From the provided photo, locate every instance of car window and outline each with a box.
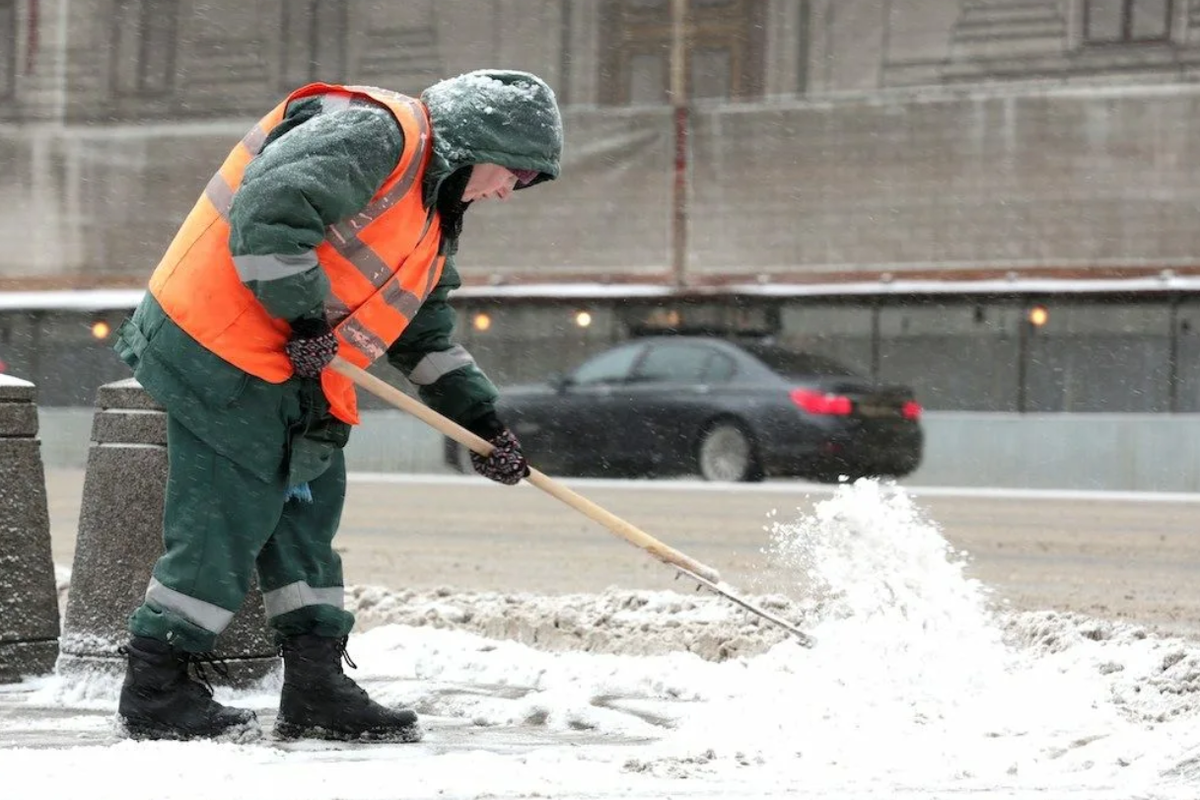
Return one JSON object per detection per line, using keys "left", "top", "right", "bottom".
{"left": 705, "top": 353, "right": 736, "bottom": 383}
{"left": 570, "top": 344, "right": 643, "bottom": 385}
{"left": 633, "top": 344, "right": 717, "bottom": 383}
{"left": 745, "top": 347, "right": 859, "bottom": 378}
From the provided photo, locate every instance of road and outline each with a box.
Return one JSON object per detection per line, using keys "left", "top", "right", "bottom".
{"left": 44, "top": 469, "right": 1200, "bottom": 640}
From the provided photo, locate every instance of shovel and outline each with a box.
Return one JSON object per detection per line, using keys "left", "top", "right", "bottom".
{"left": 331, "top": 356, "right": 815, "bottom": 647}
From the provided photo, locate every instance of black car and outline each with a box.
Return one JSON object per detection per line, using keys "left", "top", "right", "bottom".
{"left": 446, "top": 336, "right": 924, "bottom": 483}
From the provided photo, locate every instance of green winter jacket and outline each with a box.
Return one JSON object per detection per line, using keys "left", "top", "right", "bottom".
{"left": 115, "top": 70, "right": 562, "bottom": 486}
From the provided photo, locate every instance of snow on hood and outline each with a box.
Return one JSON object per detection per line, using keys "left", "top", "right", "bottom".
{"left": 420, "top": 69, "right": 563, "bottom": 205}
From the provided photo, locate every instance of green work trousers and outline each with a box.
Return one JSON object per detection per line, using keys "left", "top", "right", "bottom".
{"left": 129, "top": 414, "right": 355, "bottom": 653}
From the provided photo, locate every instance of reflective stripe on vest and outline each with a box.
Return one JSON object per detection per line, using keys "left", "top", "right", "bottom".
{"left": 149, "top": 82, "right": 445, "bottom": 425}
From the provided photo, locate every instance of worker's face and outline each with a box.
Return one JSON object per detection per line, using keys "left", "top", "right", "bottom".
{"left": 461, "top": 163, "right": 519, "bottom": 202}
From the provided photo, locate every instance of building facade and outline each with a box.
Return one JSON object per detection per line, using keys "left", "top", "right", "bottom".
{"left": 4, "top": 0, "right": 1200, "bottom": 286}
{"left": 1, "top": 1, "right": 1198, "bottom": 415}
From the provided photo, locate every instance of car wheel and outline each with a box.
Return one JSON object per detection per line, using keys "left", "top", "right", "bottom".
{"left": 697, "top": 422, "right": 761, "bottom": 483}
{"left": 455, "top": 442, "right": 474, "bottom": 474}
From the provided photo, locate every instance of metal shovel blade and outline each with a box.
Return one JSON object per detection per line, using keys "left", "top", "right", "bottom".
{"left": 675, "top": 566, "right": 816, "bottom": 648}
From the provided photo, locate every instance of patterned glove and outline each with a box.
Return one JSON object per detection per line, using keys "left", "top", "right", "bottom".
{"left": 465, "top": 411, "right": 529, "bottom": 485}
{"left": 470, "top": 428, "right": 530, "bottom": 485}
{"left": 286, "top": 317, "right": 338, "bottom": 379}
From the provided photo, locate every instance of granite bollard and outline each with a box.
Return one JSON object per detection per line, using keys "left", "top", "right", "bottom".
{"left": 58, "top": 378, "right": 278, "bottom": 685}
{"left": 0, "top": 375, "right": 61, "bottom": 683}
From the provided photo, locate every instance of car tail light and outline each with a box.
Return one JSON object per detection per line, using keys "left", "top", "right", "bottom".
{"left": 902, "top": 401, "right": 922, "bottom": 421}
{"left": 790, "top": 388, "right": 852, "bottom": 416}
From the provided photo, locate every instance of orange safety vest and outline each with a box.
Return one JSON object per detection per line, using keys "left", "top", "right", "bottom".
{"left": 148, "top": 82, "right": 445, "bottom": 425}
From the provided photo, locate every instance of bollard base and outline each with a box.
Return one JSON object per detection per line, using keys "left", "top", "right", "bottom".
{"left": 62, "top": 380, "right": 281, "bottom": 683}
{"left": 0, "top": 639, "right": 60, "bottom": 684}
{"left": 55, "top": 652, "right": 281, "bottom": 689}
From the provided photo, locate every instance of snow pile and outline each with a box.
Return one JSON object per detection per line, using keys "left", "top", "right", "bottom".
{"left": 348, "top": 584, "right": 797, "bottom": 662}
{"left": 336, "top": 480, "right": 1200, "bottom": 789}
{"left": 1006, "top": 610, "right": 1200, "bottom": 724}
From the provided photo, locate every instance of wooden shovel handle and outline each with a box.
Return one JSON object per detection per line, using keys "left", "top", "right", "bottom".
{"left": 331, "top": 356, "right": 721, "bottom": 584}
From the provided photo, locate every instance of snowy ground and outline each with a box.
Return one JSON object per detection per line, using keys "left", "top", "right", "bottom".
{"left": 3, "top": 480, "right": 1199, "bottom": 799}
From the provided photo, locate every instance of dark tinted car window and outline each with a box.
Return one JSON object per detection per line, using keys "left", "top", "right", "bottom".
{"left": 635, "top": 344, "right": 715, "bottom": 383}
{"left": 746, "top": 347, "right": 859, "bottom": 378}
{"left": 706, "top": 353, "right": 736, "bottom": 383}
{"left": 571, "top": 344, "right": 643, "bottom": 385}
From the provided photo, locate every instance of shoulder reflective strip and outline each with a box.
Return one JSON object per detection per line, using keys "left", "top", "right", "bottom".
{"left": 262, "top": 581, "right": 345, "bottom": 619}
{"left": 205, "top": 172, "right": 235, "bottom": 220}
{"left": 326, "top": 96, "right": 430, "bottom": 248}
{"left": 339, "top": 316, "right": 388, "bottom": 361}
{"left": 202, "top": 125, "right": 270, "bottom": 221}
{"left": 232, "top": 252, "right": 319, "bottom": 283}
{"left": 381, "top": 280, "right": 422, "bottom": 319}
{"left": 242, "top": 124, "right": 268, "bottom": 157}
{"left": 407, "top": 344, "right": 476, "bottom": 386}
{"left": 346, "top": 84, "right": 405, "bottom": 102}
{"left": 145, "top": 578, "right": 235, "bottom": 635}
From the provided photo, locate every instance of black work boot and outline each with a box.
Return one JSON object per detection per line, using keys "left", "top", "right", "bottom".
{"left": 275, "top": 634, "right": 422, "bottom": 742}
{"left": 117, "top": 636, "right": 260, "bottom": 741}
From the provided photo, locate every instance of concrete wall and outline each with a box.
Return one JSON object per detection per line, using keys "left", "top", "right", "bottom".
{"left": 7, "top": 1, "right": 1200, "bottom": 285}
{"left": 38, "top": 408, "right": 448, "bottom": 474}
{"left": 687, "top": 84, "right": 1200, "bottom": 280}
{"left": 6, "top": 80, "right": 1200, "bottom": 284}
{"left": 36, "top": 408, "right": 1200, "bottom": 493}
{"left": 906, "top": 413, "right": 1200, "bottom": 492}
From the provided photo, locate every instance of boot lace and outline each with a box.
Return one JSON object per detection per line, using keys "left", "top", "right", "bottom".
{"left": 120, "top": 643, "right": 233, "bottom": 696}
{"left": 278, "top": 635, "right": 368, "bottom": 699}
{"left": 183, "top": 651, "right": 233, "bottom": 695}
{"left": 337, "top": 637, "right": 358, "bottom": 670}
{"left": 275, "top": 636, "right": 359, "bottom": 669}
{"left": 335, "top": 637, "right": 371, "bottom": 701}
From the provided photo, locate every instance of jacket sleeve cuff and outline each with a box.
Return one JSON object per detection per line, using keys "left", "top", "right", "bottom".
{"left": 463, "top": 409, "right": 505, "bottom": 440}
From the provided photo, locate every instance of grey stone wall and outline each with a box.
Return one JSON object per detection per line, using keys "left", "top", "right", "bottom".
{"left": 5, "top": 0, "right": 1200, "bottom": 285}
{"left": 50, "top": 0, "right": 567, "bottom": 123}
{"left": 13, "top": 2, "right": 1200, "bottom": 122}
{"left": 1, "top": 0, "right": 67, "bottom": 122}
{"left": 5, "top": 82, "right": 1199, "bottom": 284}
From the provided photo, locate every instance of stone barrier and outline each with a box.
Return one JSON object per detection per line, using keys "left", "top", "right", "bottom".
{"left": 0, "top": 375, "right": 60, "bottom": 683}
{"left": 57, "top": 378, "right": 278, "bottom": 685}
